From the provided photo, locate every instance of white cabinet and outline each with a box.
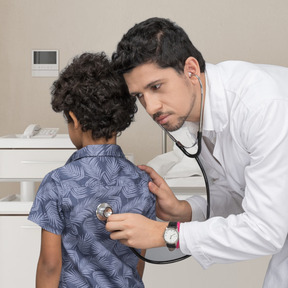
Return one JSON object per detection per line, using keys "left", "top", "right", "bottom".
{"left": 0, "top": 150, "right": 74, "bottom": 180}
{"left": 0, "top": 134, "right": 75, "bottom": 201}
{"left": 0, "top": 216, "right": 40, "bottom": 288}
{"left": 0, "top": 134, "right": 75, "bottom": 287}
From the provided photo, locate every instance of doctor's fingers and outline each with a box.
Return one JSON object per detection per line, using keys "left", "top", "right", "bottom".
{"left": 138, "top": 165, "right": 169, "bottom": 188}
{"left": 108, "top": 216, "right": 167, "bottom": 249}
{"left": 106, "top": 213, "right": 145, "bottom": 232}
{"left": 148, "top": 181, "right": 173, "bottom": 199}
{"left": 106, "top": 214, "right": 151, "bottom": 248}
{"left": 106, "top": 213, "right": 130, "bottom": 231}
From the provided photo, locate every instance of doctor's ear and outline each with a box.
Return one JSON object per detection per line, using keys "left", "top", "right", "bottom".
{"left": 184, "top": 57, "right": 200, "bottom": 78}
{"left": 68, "top": 111, "right": 80, "bottom": 129}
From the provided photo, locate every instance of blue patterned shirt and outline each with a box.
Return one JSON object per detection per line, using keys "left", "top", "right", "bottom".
{"left": 28, "top": 144, "right": 156, "bottom": 288}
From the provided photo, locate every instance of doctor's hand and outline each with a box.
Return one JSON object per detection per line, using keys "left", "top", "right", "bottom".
{"left": 106, "top": 213, "right": 167, "bottom": 249}
{"left": 138, "top": 165, "right": 192, "bottom": 222}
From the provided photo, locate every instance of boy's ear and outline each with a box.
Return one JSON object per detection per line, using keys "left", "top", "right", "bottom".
{"left": 68, "top": 111, "right": 80, "bottom": 129}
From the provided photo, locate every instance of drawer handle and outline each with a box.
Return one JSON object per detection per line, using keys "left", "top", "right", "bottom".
{"left": 21, "top": 161, "right": 65, "bottom": 165}
{"left": 21, "top": 225, "right": 40, "bottom": 230}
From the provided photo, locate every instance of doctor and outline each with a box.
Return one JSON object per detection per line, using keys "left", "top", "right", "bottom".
{"left": 106, "top": 17, "right": 288, "bottom": 287}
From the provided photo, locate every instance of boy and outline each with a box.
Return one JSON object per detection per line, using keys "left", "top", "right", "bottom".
{"left": 28, "top": 52, "right": 156, "bottom": 288}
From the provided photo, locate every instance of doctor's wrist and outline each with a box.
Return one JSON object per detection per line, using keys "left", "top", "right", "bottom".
{"left": 155, "top": 221, "right": 169, "bottom": 248}
{"left": 172, "top": 200, "right": 192, "bottom": 222}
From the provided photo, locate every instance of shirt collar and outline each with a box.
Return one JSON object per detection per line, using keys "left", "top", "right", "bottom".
{"left": 203, "top": 74, "right": 214, "bottom": 132}
{"left": 203, "top": 63, "right": 228, "bottom": 133}
{"left": 66, "top": 144, "right": 125, "bottom": 164}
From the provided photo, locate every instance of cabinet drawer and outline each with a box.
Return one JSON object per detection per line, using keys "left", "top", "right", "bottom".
{"left": 0, "top": 216, "right": 41, "bottom": 287}
{"left": 0, "top": 149, "right": 75, "bottom": 179}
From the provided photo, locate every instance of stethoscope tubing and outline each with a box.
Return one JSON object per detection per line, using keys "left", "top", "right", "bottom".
{"left": 130, "top": 247, "right": 191, "bottom": 264}
{"left": 130, "top": 150, "right": 210, "bottom": 264}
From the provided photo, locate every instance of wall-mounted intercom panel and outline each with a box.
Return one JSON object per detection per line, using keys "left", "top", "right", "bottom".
{"left": 32, "top": 50, "right": 59, "bottom": 77}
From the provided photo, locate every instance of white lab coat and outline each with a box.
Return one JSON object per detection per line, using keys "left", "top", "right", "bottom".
{"left": 179, "top": 61, "right": 288, "bottom": 287}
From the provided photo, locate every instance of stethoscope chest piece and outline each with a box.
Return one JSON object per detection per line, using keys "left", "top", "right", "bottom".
{"left": 96, "top": 203, "right": 113, "bottom": 221}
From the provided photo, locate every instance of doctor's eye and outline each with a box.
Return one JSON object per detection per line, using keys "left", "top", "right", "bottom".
{"left": 151, "top": 83, "right": 161, "bottom": 91}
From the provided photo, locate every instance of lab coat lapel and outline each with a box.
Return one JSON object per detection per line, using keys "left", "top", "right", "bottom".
{"left": 204, "top": 63, "right": 229, "bottom": 134}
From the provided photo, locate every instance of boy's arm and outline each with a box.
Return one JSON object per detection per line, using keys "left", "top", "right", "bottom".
{"left": 36, "top": 229, "right": 62, "bottom": 288}
{"left": 136, "top": 249, "right": 146, "bottom": 279}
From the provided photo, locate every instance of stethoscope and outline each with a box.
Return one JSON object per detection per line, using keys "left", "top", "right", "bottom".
{"left": 96, "top": 74, "right": 211, "bottom": 264}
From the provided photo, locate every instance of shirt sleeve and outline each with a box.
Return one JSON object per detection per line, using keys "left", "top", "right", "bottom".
{"left": 28, "top": 173, "right": 65, "bottom": 235}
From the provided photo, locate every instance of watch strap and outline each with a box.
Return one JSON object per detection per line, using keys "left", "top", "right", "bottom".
{"left": 168, "top": 221, "right": 177, "bottom": 229}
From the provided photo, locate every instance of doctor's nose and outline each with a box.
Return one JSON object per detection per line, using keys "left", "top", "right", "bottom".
{"left": 143, "top": 94, "right": 162, "bottom": 117}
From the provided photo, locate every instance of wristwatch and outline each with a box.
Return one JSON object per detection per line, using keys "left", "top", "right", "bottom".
{"left": 163, "top": 222, "right": 179, "bottom": 251}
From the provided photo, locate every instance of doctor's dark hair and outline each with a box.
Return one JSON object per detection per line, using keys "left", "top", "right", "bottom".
{"left": 112, "top": 17, "right": 205, "bottom": 74}
{"left": 51, "top": 52, "right": 137, "bottom": 140}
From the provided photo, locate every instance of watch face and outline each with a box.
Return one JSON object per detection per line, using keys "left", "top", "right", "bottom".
{"left": 164, "top": 228, "right": 178, "bottom": 244}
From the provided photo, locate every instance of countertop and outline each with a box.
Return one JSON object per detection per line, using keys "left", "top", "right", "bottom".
{"left": 0, "top": 201, "right": 33, "bottom": 215}
{"left": 0, "top": 134, "right": 75, "bottom": 149}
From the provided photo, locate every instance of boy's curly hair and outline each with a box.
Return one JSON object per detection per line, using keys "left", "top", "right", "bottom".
{"left": 51, "top": 52, "right": 137, "bottom": 140}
